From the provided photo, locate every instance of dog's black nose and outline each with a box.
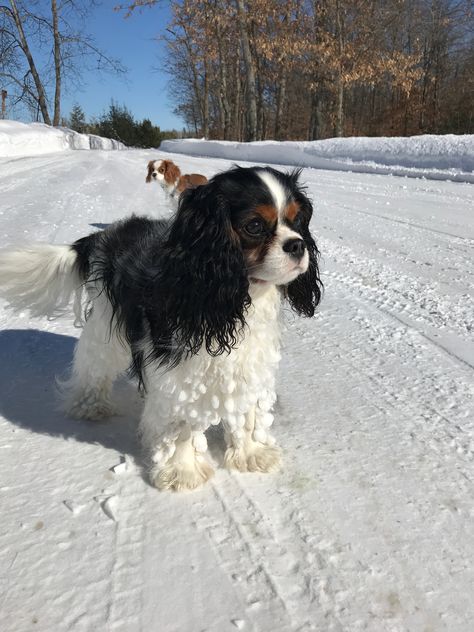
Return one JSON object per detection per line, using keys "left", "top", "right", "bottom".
{"left": 152, "top": 172, "right": 157, "bottom": 178}
{"left": 283, "top": 238, "right": 306, "bottom": 260}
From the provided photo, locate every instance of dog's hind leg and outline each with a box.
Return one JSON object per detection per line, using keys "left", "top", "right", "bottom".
{"left": 58, "top": 297, "right": 130, "bottom": 420}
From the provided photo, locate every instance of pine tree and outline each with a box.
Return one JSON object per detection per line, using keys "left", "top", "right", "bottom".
{"left": 136, "top": 119, "right": 162, "bottom": 148}
{"left": 96, "top": 102, "right": 130, "bottom": 144}
{"left": 69, "top": 104, "right": 86, "bottom": 133}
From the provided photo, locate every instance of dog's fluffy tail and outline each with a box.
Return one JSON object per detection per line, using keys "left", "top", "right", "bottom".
{"left": 0, "top": 244, "right": 83, "bottom": 320}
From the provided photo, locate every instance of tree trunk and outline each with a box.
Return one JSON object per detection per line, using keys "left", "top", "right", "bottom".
{"left": 180, "top": 21, "right": 206, "bottom": 136}
{"left": 202, "top": 58, "right": 209, "bottom": 138}
{"left": 308, "top": 88, "right": 323, "bottom": 140}
{"left": 274, "top": 71, "right": 287, "bottom": 140}
{"left": 9, "top": 0, "right": 51, "bottom": 125}
{"left": 335, "top": 78, "right": 344, "bottom": 137}
{"left": 52, "top": 0, "right": 61, "bottom": 126}
{"left": 235, "top": 0, "right": 257, "bottom": 141}
{"left": 334, "top": 0, "right": 344, "bottom": 137}
{"left": 216, "top": 20, "right": 231, "bottom": 139}
{"left": 234, "top": 49, "right": 242, "bottom": 140}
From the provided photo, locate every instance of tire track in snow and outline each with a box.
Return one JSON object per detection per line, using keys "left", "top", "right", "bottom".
{"left": 321, "top": 199, "right": 474, "bottom": 243}
{"left": 279, "top": 300, "right": 474, "bottom": 630}
{"left": 370, "top": 301, "right": 474, "bottom": 372}
{"left": 194, "top": 477, "right": 294, "bottom": 631}
{"left": 347, "top": 309, "right": 474, "bottom": 464}
{"left": 307, "top": 171, "right": 474, "bottom": 211}
{"left": 321, "top": 237, "right": 474, "bottom": 349}
{"left": 0, "top": 154, "right": 103, "bottom": 244}
{"left": 299, "top": 281, "right": 474, "bottom": 465}
{"left": 0, "top": 154, "right": 67, "bottom": 182}
{"left": 194, "top": 474, "right": 346, "bottom": 631}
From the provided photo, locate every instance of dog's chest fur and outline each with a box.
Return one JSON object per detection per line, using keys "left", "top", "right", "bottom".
{"left": 145, "top": 285, "right": 281, "bottom": 429}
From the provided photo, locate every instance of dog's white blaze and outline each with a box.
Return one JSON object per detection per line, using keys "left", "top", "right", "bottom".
{"left": 154, "top": 161, "right": 164, "bottom": 182}
{"left": 276, "top": 222, "right": 301, "bottom": 243}
{"left": 257, "top": 170, "right": 286, "bottom": 214}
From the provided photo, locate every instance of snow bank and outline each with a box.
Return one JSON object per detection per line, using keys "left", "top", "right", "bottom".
{"left": 0, "top": 120, "right": 126, "bottom": 157}
{"left": 88, "top": 134, "right": 125, "bottom": 151}
{"left": 161, "top": 135, "right": 474, "bottom": 182}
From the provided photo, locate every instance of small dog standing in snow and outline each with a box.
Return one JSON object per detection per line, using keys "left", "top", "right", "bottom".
{"left": 146, "top": 158, "right": 208, "bottom": 205}
{"left": 0, "top": 166, "right": 322, "bottom": 491}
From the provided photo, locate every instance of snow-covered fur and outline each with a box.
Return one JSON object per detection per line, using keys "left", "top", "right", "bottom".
{"left": 0, "top": 166, "right": 322, "bottom": 491}
{"left": 143, "top": 282, "right": 282, "bottom": 489}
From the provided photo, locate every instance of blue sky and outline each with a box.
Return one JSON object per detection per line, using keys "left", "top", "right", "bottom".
{"left": 61, "top": 2, "right": 183, "bottom": 131}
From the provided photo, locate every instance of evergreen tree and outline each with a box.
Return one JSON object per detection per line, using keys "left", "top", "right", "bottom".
{"left": 136, "top": 118, "right": 162, "bottom": 148}
{"left": 96, "top": 102, "right": 175, "bottom": 147}
{"left": 68, "top": 100, "right": 178, "bottom": 147}
{"left": 97, "top": 102, "right": 137, "bottom": 145}
{"left": 69, "top": 104, "right": 86, "bottom": 133}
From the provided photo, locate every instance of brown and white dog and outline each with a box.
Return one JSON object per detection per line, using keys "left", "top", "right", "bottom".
{"left": 146, "top": 159, "right": 208, "bottom": 203}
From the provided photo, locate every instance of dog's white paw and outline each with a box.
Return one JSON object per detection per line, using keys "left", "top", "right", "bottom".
{"left": 150, "top": 457, "right": 214, "bottom": 492}
{"left": 224, "top": 442, "right": 281, "bottom": 473}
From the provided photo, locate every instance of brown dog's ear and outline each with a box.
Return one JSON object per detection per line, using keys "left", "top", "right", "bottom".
{"left": 146, "top": 160, "right": 155, "bottom": 183}
{"left": 164, "top": 160, "right": 181, "bottom": 183}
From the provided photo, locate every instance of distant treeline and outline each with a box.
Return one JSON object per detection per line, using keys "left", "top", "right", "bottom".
{"left": 66, "top": 103, "right": 182, "bottom": 148}
{"left": 156, "top": 0, "right": 474, "bottom": 140}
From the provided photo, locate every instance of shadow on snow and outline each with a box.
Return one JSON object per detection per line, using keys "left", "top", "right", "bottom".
{"left": 0, "top": 328, "right": 141, "bottom": 459}
{"left": 0, "top": 328, "right": 228, "bottom": 467}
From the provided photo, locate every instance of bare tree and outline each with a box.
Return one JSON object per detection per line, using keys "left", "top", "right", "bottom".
{"left": 235, "top": 0, "right": 258, "bottom": 140}
{"left": 120, "top": 0, "right": 474, "bottom": 139}
{"left": 52, "top": 0, "right": 61, "bottom": 125}
{"left": 2, "top": 0, "right": 52, "bottom": 123}
{"left": 0, "top": 0, "right": 125, "bottom": 125}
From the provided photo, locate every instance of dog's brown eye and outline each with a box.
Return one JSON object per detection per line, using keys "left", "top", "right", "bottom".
{"left": 244, "top": 219, "right": 265, "bottom": 236}
{"left": 158, "top": 168, "right": 164, "bottom": 173}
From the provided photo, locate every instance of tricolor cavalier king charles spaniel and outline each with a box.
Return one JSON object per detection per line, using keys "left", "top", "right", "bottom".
{"left": 146, "top": 158, "right": 208, "bottom": 204}
{"left": 0, "top": 166, "right": 322, "bottom": 491}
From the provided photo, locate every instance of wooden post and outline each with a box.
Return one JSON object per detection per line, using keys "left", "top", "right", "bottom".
{"left": 1, "top": 90, "right": 6, "bottom": 119}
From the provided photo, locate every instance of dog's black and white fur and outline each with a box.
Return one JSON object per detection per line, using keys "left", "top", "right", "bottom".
{"left": 0, "top": 166, "right": 322, "bottom": 491}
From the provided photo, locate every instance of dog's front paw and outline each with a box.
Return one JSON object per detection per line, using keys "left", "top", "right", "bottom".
{"left": 224, "top": 442, "right": 281, "bottom": 473}
{"left": 246, "top": 443, "right": 281, "bottom": 473}
{"left": 150, "top": 457, "right": 214, "bottom": 492}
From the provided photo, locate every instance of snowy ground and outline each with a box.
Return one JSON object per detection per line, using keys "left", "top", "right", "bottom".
{"left": 0, "top": 145, "right": 473, "bottom": 632}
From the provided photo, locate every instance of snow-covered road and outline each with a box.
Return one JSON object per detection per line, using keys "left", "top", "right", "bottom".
{"left": 1, "top": 149, "right": 473, "bottom": 632}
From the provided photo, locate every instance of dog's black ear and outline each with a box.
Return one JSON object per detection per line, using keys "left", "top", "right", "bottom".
{"left": 150, "top": 182, "right": 250, "bottom": 365}
{"left": 286, "top": 189, "right": 323, "bottom": 317}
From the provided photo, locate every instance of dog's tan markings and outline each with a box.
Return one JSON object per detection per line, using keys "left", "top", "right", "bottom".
{"left": 254, "top": 204, "right": 278, "bottom": 225}
{"left": 284, "top": 200, "right": 300, "bottom": 222}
